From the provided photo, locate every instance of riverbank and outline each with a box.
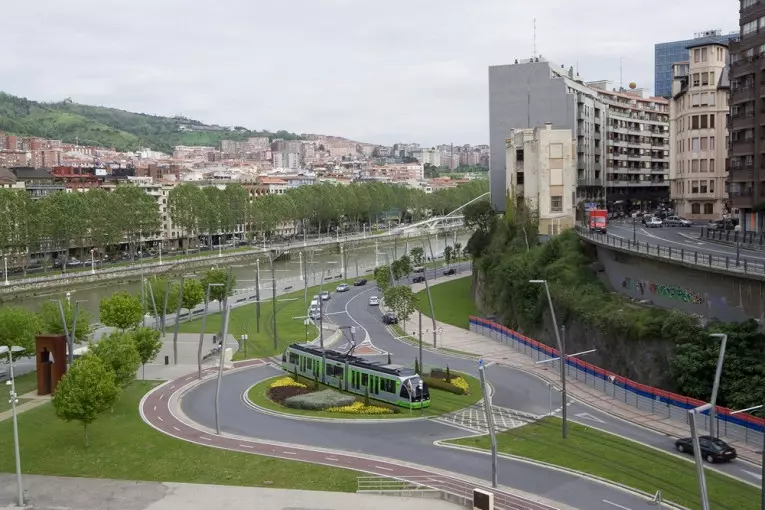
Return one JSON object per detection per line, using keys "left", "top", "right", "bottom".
{"left": 0, "top": 226, "right": 469, "bottom": 302}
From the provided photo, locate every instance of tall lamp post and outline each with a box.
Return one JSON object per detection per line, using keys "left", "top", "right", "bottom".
{"left": 3, "top": 255, "right": 8, "bottom": 286}
{"left": 2, "top": 345, "right": 25, "bottom": 507}
{"left": 707, "top": 333, "right": 728, "bottom": 438}
{"left": 197, "top": 282, "right": 224, "bottom": 379}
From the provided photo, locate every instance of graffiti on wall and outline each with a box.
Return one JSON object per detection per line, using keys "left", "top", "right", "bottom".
{"left": 621, "top": 277, "right": 707, "bottom": 305}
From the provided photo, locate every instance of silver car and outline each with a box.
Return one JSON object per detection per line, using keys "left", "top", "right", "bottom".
{"left": 663, "top": 216, "right": 691, "bottom": 227}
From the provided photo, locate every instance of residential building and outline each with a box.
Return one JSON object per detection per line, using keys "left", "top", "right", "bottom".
{"left": 655, "top": 30, "right": 738, "bottom": 98}
{"left": 504, "top": 124, "right": 577, "bottom": 235}
{"left": 728, "top": 1, "right": 765, "bottom": 231}
{"left": 363, "top": 164, "right": 424, "bottom": 181}
{"left": 669, "top": 41, "right": 730, "bottom": 220}
{"left": 415, "top": 148, "right": 441, "bottom": 167}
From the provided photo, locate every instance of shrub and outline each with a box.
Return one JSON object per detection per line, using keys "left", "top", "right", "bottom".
{"left": 270, "top": 376, "right": 306, "bottom": 389}
{"left": 284, "top": 389, "right": 356, "bottom": 411}
{"left": 424, "top": 376, "right": 466, "bottom": 395}
{"left": 364, "top": 387, "right": 371, "bottom": 407}
{"left": 450, "top": 376, "right": 470, "bottom": 394}
{"left": 430, "top": 368, "right": 446, "bottom": 379}
{"left": 267, "top": 385, "right": 311, "bottom": 404}
{"left": 327, "top": 401, "right": 393, "bottom": 415}
{"left": 445, "top": 365, "right": 452, "bottom": 383}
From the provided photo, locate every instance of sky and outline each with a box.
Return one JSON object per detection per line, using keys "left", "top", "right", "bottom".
{"left": 1, "top": 1, "right": 738, "bottom": 147}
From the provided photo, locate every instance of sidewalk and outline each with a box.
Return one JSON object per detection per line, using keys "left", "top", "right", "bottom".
{"left": 409, "top": 274, "right": 764, "bottom": 466}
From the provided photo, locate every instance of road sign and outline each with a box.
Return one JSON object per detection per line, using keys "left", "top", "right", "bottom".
{"left": 351, "top": 327, "right": 356, "bottom": 335}
{"left": 478, "top": 358, "right": 484, "bottom": 368}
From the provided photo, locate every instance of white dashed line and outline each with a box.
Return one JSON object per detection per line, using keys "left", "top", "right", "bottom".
{"left": 169, "top": 385, "right": 175, "bottom": 390}
{"left": 324, "top": 457, "right": 339, "bottom": 461}
{"left": 239, "top": 444, "right": 254, "bottom": 449}
{"left": 199, "top": 436, "right": 213, "bottom": 441}
{"left": 157, "top": 416, "right": 163, "bottom": 422}
{"left": 602, "top": 500, "right": 632, "bottom": 510}
{"left": 375, "top": 465, "right": 394, "bottom": 471}
{"left": 172, "top": 426, "right": 181, "bottom": 432}
{"left": 282, "top": 451, "right": 297, "bottom": 455}
{"left": 159, "top": 394, "right": 165, "bottom": 400}
{"left": 153, "top": 406, "right": 156, "bottom": 412}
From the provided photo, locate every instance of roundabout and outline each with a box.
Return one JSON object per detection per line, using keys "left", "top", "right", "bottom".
{"left": 139, "top": 264, "right": 701, "bottom": 510}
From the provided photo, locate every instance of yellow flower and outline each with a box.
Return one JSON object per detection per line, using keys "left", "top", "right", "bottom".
{"left": 450, "top": 377, "right": 469, "bottom": 394}
{"left": 327, "top": 401, "right": 393, "bottom": 415}
{"left": 270, "top": 377, "right": 306, "bottom": 389}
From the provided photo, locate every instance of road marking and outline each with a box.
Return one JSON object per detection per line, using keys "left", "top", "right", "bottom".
{"left": 159, "top": 394, "right": 165, "bottom": 400}
{"left": 375, "top": 465, "right": 394, "bottom": 471}
{"left": 325, "top": 457, "right": 339, "bottom": 461}
{"left": 239, "top": 444, "right": 254, "bottom": 449}
{"left": 575, "top": 412, "right": 606, "bottom": 424}
{"left": 744, "top": 470, "right": 762, "bottom": 480}
{"left": 169, "top": 385, "right": 175, "bottom": 390}
{"left": 602, "top": 500, "right": 632, "bottom": 510}
{"left": 153, "top": 405, "right": 156, "bottom": 412}
{"left": 282, "top": 451, "right": 297, "bottom": 455}
{"left": 157, "top": 416, "right": 163, "bottom": 422}
{"left": 199, "top": 436, "right": 213, "bottom": 441}
{"left": 172, "top": 426, "right": 180, "bottom": 432}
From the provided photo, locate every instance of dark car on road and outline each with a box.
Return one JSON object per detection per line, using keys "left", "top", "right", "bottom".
{"left": 663, "top": 216, "right": 692, "bottom": 227}
{"left": 674, "top": 435, "right": 737, "bottom": 463}
{"left": 412, "top": 275, "right": 425, "bottom": 283}
{"left": 354, "top": 278, "right": 367, "bottom": 286}
{"left": 382, "top": 312, "right": 398, "bottom": 324}
{"left": 444, "top": 268, "right": 456, "bottom": 275}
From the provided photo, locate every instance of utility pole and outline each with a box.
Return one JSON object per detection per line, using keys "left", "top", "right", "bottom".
{"left": 270, "top": 254, "right": 277, "bottom": 350}
{"left": 478, "top": 359, "right": 498, "bottom": 488}
{"left": 161, "top": 280, "right": 170, "bottom": 335}
{"left": 214, "top": 304, "right": 231, "bottom": 435}
{"left": 418, "top": 310, "right": 423, "bottom": 374}
{"left": 255, "top": 261, "right": 261, "bottom": 334}
{"left": 172, "top": 275, "right": 186, "bottom": 365}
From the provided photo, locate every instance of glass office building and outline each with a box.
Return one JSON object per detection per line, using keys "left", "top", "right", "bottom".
{"left": 654, "top": 31, "right": 738, "bottom": 98}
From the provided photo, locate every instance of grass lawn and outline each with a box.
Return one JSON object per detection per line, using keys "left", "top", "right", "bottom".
{"left": 448, "top": 417, "right": 759, "bottom": 510}
{"left": 0, "top": 382, "right": 360, "bottom": 491}
{"left": 178, "top": 280, "right": 356, "bottom": 359}
{"left": 414, "top": 275, "right": 477, "bottom": 329}
{"left": 0, "top": 372, "right": 40, "bottom": 413}
{"left": 248, "top": 371, "right": 482, "bottom": 420}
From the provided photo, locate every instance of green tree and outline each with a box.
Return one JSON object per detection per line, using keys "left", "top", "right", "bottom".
{"left": 383, "top": 285, "right": 418, "bottom": 328}
{"left": 464, "top": 199, "right": 497, "bottom": 259}
{"left": 52, "top": 355, "right": 118, "bottom": 446}
{"left": 182, "top": 278, "right": 205, "bottom": 311}
{"left": 168, "top": 183, "right": 205, "bottom": 252}
{"left": 0, "top": 307, "right": 41, "bottom": 353}
{"left": 397, "top": 255, "right": 413, "bottom": 278}
{"left": 84, "top": 188, "right": 120, "bottom": 266}
{"left": 113, "top": 184, "right": 161, "bottom": 260}
{"left": 199, "top": 186, "right": 222, "bottom": 249}
{"left": 88, "top": 331, "right": 141, "bottom": 389}
{"left": 38, "top": 299, "right": 93, "bottom": 343}
{"left": 147, "top": 278, "right": 179, "bottom": 328}
{"left": 224, "top": 184, "right": 249, "bottom": 239}
{"left": 131, "top": 327, "right": 163, "bottom": 380}
{"left": 454, "top": 242, "right": 462, "bottom": 261}
{"left": 374, "top": 264, "right": 392, "bottom": 293}
{"left": 410, "top": 247, "right": 425, "bottom": 267}
{"left": 99, "top": 291, "right": 143, "bottom": 330}
{"left": 444, "top": 246, "right": 453, "bottom": 267}
{"left": 47, "top": 191, "right": 88, "bottom": 270}
{"left": 201, "top": 268, "right": 235, "bottom": 306}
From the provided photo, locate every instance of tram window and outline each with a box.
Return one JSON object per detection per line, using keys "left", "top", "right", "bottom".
{"left": 383, "top": 379, "right": 396, "bottom": 393}
{"left": 361, "top": 373, "right": 368, "bottom": 386}
{"left": 289, "top": 352, "right": 298, "bottom": 364}
{"left": 307, "top": 359, "right": 312, "bottom": 370}
{"left": 400, "top": 384, "right": 410, "bottom": 398}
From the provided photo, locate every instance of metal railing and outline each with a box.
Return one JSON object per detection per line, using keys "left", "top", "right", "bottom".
{"left": 470, "top": 318, "right": 765, "bottom": 448}
{"left": 357, "top": 475, "right": 558, "bottom": 510}
{"left": 700, "top": 227, "right": 765, "bottom": 250}
{"left": 576, "top": 226, "right": 765, "bottom": 276}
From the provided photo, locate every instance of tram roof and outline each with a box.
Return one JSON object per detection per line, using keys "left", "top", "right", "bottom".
{"left": 288, "top": 343, "right": 416, "bottom": 377}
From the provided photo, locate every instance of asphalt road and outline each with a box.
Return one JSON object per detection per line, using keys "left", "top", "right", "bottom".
{"left": 177, "top": 263, "right": 764, "bottom": 509}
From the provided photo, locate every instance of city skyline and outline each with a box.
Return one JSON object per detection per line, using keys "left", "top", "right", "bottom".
{"left": 1, "top": 1, "right": 737, "bottom": 146}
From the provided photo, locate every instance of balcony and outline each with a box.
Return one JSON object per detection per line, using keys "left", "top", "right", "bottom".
{"left": 727, "top": 167, "right": 754, "bottom": 182}
{"left": 730, "top": 84, "right": 756, "bottom": 103}
{"left": 729, "top": 189, "right": 755, "bottom": 208}
{"left": 594, "top": 132, "right": 601, "bottom": 140}
{"left": 594, "top": 162, "right": 602, "bottom": 171}
{"left": 577, "top": 178, "right": 603, "bottom": 187}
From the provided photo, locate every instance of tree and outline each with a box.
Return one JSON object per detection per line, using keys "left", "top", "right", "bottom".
{"left": 88, "top": 331, "right": 142, "bottom": 389}
{"left": 113, "top": 184, "right": 161, "bottom": 261}
{"left": 47, "top": 191, "right": 87, "bottom": 270}
{"left": 383, "top": 285, "right": 417, "bottom": 329}
{"left": 374, "top": 264, "right": 392, "bottom": 292}
{"left": 168, "top": 183, "right": 205, "bottom": 252}
{"left": 99, "top": 291, "right": 143, "bottom": 330}
{"left": 181, "top": 278, "right": 205, "bottom": 311}
{"left": 397, "top": 255, "right": 413, "bottom": 278}
{"left": 454, "top": 242, "right": 462, "bottom": 261}
{"left": 410, "top": 247, "right": 425, "bottom": 267}
{"left": 53, "top": 355, "right": 118, "bottom": 446}
{"left": 464, "top": 199, "right": 497, "bottom": 259}
{"left": 84, "top": 188, "right": 121, "bottom": 266}
{"left": 444, "top": 246, "right": 453, "bottom": 267}
{"left": 39, "top": 299, "right": 93, "bottom": 343}
{"left": 0, "top": 307, "right": 41, "bottom": 353}
{"left": 201, "top": 268, "right": 236, "bottom": 306}
{"left": 131, "top": 327, "right": 163, "bottom": 380}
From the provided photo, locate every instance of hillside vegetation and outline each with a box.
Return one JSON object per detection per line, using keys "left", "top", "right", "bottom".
{"left": 0, "top": 92, "right": 301, "bottom": 153}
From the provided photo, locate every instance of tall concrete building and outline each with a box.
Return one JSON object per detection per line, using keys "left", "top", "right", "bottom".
{"left": 505, "top": 124, "right": 577, "bottom": 235}
{"left": 489, "top": 58, "right": 669, "bottom": 213}
{"left": 654, "top": 30, "right": 738, "bottom": 99}
{"left": 728, "top": 0, "right": 765, "bottom": 232}
{"left": 669, "top": 41, "right": 730, "bottom": 221}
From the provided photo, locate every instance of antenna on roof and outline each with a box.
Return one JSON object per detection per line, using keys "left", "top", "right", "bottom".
{"left": 533, "top": 18, "right": 537, "bottom": 58}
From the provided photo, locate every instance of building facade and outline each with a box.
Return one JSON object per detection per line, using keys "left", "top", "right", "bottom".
{"left": 504, "top": 124, "right": 576, "bottom": 235}
{"left": 654, "top": 30, "right": 739, "bottom": 98}
{"left": 728, "top": 0, "right": 765, "bottom": 232}
{"left": 669, "top": 42, "right": 730, "bottom": 221}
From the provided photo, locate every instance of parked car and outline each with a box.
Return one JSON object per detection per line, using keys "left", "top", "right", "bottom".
{"left": 320, "top": 291, "right": 330, "bottom": 301}
{"left": 382, "top": 312, "right": 398, "bottom": 324}
{"left": 368, "top": 296, "right": 380, "bottom": 306}
{"left": 641, "top": 215, "right": 652, "bottom": 225}
{"left": 354, "top": 278, "right": 367, "bottom": 286}
{"left": 444, "top": 268, "right": 456, "bottom": 275}
{"left": 309, "top": 307, "right": 321, "bottom": 320}
{"left": 336, "top": 283, "right": 350, "bottom": 292}
{"left": 413, "top": 266, "right": 425, "bottom": 273}
{"left": 646, "top": 217, "right": 663, "bottom": 228}
{"left": 663, "top": 216, "right": 692, "bottom": 227}
{"left": 412, "top": 275, "right": 425, "bottom": 283}
{"left": 674, "top": 436, "right": 737, "bottom": 463}
{"left": 708, "top": 219, "right": 739, "bottom": 231}
{"left": 310, "top": 298, "right": 319, "bottom": 308}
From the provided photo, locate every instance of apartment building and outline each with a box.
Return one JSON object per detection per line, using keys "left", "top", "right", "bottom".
{"left": 727, "top": 0, "right": 765, "bottom": 231}
{"left": 363, "top": 164, "right": 424, "bottom": 181}
{"left": 669, "top": 41, "right": 730, "bottom": 221}
{"left": 489, "top": 58, "right": 669, "bottom": 213}
{"left": 415, "top": 148, "right": 441, "bottom": 167}
{"left": 504, "top": 124, "right": 577, "bottom": 235}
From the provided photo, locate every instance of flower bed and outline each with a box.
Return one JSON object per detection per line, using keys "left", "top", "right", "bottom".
{"left": 284, "top": 389, "right": 356, "bottom": 411}
{"left": 424, "top": 368, "right": 471, "bottom": 395}
{"left": 270, "top": 377, "right": 306, "bottom": 389}
{"left": 450, "top": 377, "right": 470, "bottom": 394}
{"left": 267, "top": 385, "right": 311, "bottom": 404}
{"left": 326, "top": 401, "right": 393, "bottom": 415}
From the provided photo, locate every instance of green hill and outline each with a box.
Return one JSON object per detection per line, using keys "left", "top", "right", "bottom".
{"left": 0, "top": 92, "right": 302, "bottom": 153}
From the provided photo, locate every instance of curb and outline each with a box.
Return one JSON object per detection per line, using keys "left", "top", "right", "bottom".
{"left": 433, "top": 440, "right": 688, "bottom": 510}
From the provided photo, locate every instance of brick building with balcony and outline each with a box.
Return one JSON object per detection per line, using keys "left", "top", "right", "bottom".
{"left": 727, "top": 0, "right": 765, "bottom": 231}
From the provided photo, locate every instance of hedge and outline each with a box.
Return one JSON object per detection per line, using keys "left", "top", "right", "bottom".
{"left": 423, "top": 376, "right": 467, "bottom": 395}
{"left": 284, "top": 389, "right": 356, "bottom": 410}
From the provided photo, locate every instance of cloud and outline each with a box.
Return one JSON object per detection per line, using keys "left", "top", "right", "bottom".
{"left": 0, "top": 0, "right": 738, "bottom": 146}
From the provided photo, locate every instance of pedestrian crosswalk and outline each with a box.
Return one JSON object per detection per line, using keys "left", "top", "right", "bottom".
{"left": 433, "top": 404, "right": 539, "bottom": 434}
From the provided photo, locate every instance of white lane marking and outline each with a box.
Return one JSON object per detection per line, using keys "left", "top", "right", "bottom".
{"left": 169, "top": 385, "right": 175, "bottom": 390}
{"left": 172, "top": 426, "right": 181, "bottom": 432}
{"left": 602, "top": 500, "right": 632, "bottom": 510}
{"left": 199, "top": 436, "right": 213, "bottom": 441}
{"left": 574, "top": 412, "right": 606, "bottom": 424}
{"left": 325, "top": 457, "right": 339, "bottom": 461}
{"left": 744, "top": 470, "right": 762, "bottom": 480}
{"left": 239, "top": 444, "right": 254, "bottom": 449}
{"left": 608, "top": 233, "right": 625, "bottom": 240}
{"left": 375, "top": 465, "right": 394, "bottom": 471}
{"left": 159, "top": 394, "right": 165, "bottom": 400}
{"left": 157, "top": 416, "right": 163, "bottom": 422}
{"left": 153, "top": 405, "right": 156, "bottom": 412}
{"left": 282, "top": 451, "right": 297, "bottom": 455}
{"left": 343, "top": 287, "right": 378, "bottom": 344}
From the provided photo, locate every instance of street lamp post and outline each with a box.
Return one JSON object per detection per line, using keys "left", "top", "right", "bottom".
{"left": 90, "top": 249, "right": 95, "bottom": 275}
{"left": 3, "top": 255, "right": 8, "bottom": 286}
{"left": 214, "top": 304, "right": 232, "bottom": 435}
{"left": 707, "top": 333, "right": 728, "bottom": 438}
{"left": 172, "top": 274, "right": 194, "bottom": 365}
{"left": 478, "top": 359, "right": 498, "bottom": 488}
{"left": 2, "top": 345, "right": 25, "bottom": 507}
{"left": 689, "top": 403, "right": 712, "bottom": 510}
{"left": 197, "top": 282, "right": 224, "bottom": 379}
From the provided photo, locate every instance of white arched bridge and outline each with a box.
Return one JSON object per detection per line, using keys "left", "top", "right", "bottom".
{"left": 393, "top": 191, "right": 489, "bottom": 234}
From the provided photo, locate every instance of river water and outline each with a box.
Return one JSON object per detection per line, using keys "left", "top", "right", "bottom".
{"left": 13, "top": 231, "right": 472, "bottom": 320}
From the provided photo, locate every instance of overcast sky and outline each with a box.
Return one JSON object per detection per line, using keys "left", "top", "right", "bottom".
{"left": 1, "top": 1, "right": 738, "bottom": 147}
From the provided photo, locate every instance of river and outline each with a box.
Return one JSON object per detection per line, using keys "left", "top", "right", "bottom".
{"left": 12, "top": 231, "right": 473, "bottom": 320}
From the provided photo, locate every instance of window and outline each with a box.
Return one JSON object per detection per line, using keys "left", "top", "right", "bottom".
{"left": 700, "top": 137, "right": 708, "bottom": 150}
{"left": 382, "top": 378, "right": 396, "bottom": 394}
{"left": 743, "top": 0, "right": 757, "bottom": 9}
{"left": 692, "top": 138, "right": 700, "bottom": 151}
{"left": 550, "top": 196, "right": 563, "bottom": 212}
{"left": 692, "top": 203, "right": 701, "bottom": 214}
{"left": 700, "top": 181, "right": 708, "bottom": 193}
{"left": 710, "top": 71, "right": 715, "bottom": 86}
{"left": 692, "top": 116, "right": 699, "bottom": 129}
{"left": 692, "top": 180, "right": 699, "bottom": 193}
{"left": 694, "top": 48, "right": 701, "bottom": 62}
{"left": 710, "top": 114, "right": 715, "bottom": 128}
{"left": 701, "top": 115, "right": 708, "bottom": 129}
{"left": 692, "top": 73, "right": 700, "bottom": 86}
{"left": 702, "top": 48, "right": 708, "bottom": 62}
{"left": 701, "top": 72, "right": 709, "bottom": 86}
{"left": 710, "top": 158, "right": 715, "bottom": 170}
{"left": 704, "top": 203, "right": 714, "bottom": 214}
{"left": 743, "top": 20, "right": 758, "bottom": 37}
{"left": 692, "top": 94, "right": 700, "bottom": 107}
{"left": 692, "top": 160, "right": 699, "bottom": 172}
{"left": 701, "top": 159, "right": 708, "bottom": 172}
{"left": 709, "top": 179, "right": 715, "bottom": 193}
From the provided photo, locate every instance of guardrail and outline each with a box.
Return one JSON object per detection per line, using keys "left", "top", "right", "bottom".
{"left": 700, "top": 226, "right": 765, "bottom": 250}
{"left": 357, "top": 475, "right": 558, "bottom": 510}
{"left": 469, "top": 316, "right": 765, "bottom": 447}
{"left": 576, "top": 226, "right": 765, "bottom": 275}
